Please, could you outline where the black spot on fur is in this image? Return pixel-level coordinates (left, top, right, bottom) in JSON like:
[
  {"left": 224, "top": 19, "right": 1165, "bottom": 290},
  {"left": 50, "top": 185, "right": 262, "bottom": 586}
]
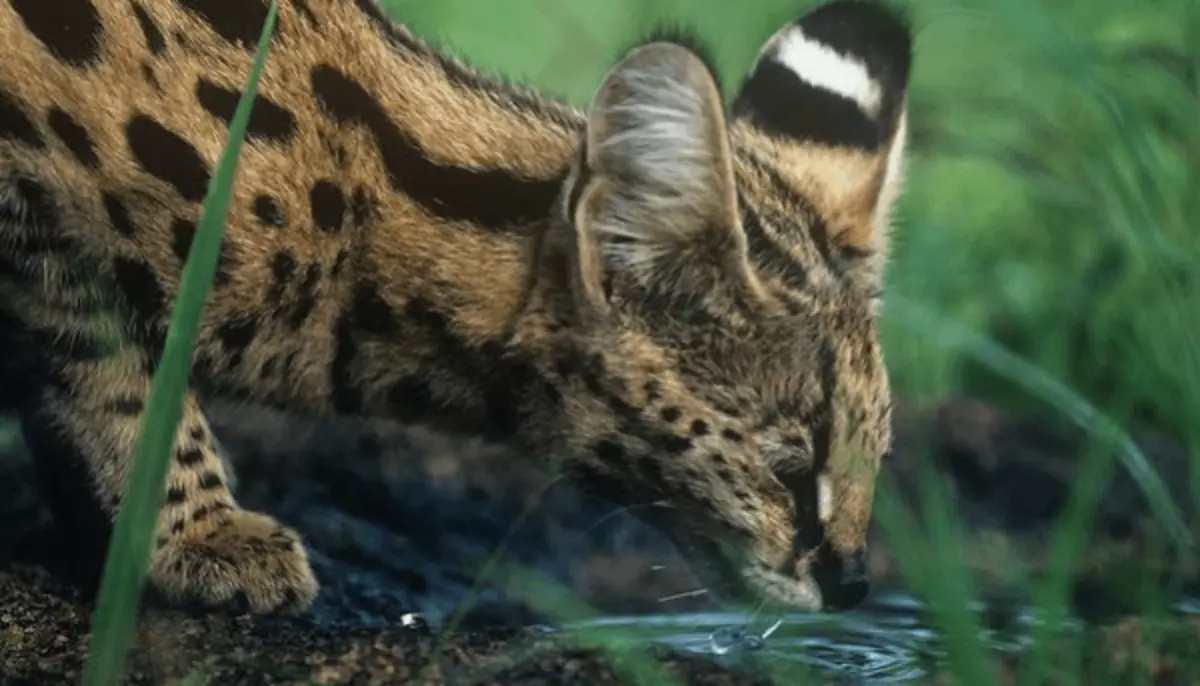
[
  {"left": 643, "top": 380, "right": 661, "bottom": 402},
  {"left": 691, "top": 419, "right": 710, "bottom": 436},
  {"left": 310, "top": 65, "right": 561, "bottom": 229},
  {"left": 657, "top": 435, "right": 692, "bottom": 455},
  {"left": 722, "top": 428, "right": 743, "bottom": 443},
  {"left": 127, "top": 116, "right": 211, "bottom": 202},
  {"left": 171, "top": 217, "right": 196, "bottom": 263},
  {"left": 267, "top": 250, "right": 296, "bottom": 303},
  {"left": 47, "top": 108, "right": 99, "bottom": 168},
  {"left": 253, "top": 195, "right": 284, "bottom": 227},
  {"left": 177, "top": 447, "right": 204, "bottom": 467},
  {"left": 131, "top": 2, "right": 166, "bottom": 55},
  {"left": 165, "top": 486, "right": 186, "bottom": 503},
  {"left": 198, "top": 471, "right": 223, "bottom": 490},
  {"left": 113, "top": 257, "right": 165, "bottom": 324},
  {"left": 7, "top": 177, "right": 60, "bottom": 230},
  {"left": 10, "top": 0, "right": 103, "bottom": 67},
  {"left": 660, "top": 406, "right": 681, "bottom": 423},
  {"left": 351, "top": 282, "right": 397, "bottom": 336},
  {"left": 102, "top": 193, "right": 136, "bottom": 236},
  {"left": 404, "top": 297, "right": 449, "bottom": 331},
  {"left": 177, "top": 0, "right": 274, "bottom": 50},
  {"left": 309, "top": 180, "right": 345, "bottom": 232},
  {"left": 594, "top": 439, "right": 624, "bottom": 461},
  {"left": 216, "top": 312, "right": 258, "bottom": 362},
  {"left": 196, "top": 79, "right": 298, "bottom": 142},
  {"left": 0, "top": 89, "right": 44, "bottom": 148},
  {"left": 106, "top": 396, "right": 143, "bottom": 415}
]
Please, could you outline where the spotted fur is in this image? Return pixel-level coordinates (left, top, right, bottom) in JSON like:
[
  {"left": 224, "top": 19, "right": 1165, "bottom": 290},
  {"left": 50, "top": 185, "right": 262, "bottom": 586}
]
[{"left": 0, "top": 0, "right": 912, "bottom": 614}]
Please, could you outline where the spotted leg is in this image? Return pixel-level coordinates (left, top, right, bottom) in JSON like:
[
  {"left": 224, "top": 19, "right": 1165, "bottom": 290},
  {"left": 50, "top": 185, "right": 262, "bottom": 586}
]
[{"left": 17, "top": 332, "right": 318, "bottom": 614}]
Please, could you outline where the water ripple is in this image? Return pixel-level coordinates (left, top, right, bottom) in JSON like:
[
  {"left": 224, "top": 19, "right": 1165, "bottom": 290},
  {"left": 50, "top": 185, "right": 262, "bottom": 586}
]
[{"left": 560, "top": 591, "right": 1027, "bottom": 683}]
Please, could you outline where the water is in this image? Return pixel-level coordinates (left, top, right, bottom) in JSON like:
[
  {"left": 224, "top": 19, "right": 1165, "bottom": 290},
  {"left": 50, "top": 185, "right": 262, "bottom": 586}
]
[{"left": 552, "top": 590, "right": 1081, "bottom": 684}]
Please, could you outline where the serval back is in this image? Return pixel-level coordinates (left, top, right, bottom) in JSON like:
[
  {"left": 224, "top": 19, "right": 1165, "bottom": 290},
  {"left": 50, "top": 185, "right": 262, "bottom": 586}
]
[{"left": 0, "top": 0, "right": 912, "bottom": 615}]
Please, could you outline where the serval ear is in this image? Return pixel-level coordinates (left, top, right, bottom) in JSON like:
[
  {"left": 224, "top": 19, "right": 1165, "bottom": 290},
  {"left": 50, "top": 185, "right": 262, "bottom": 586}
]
[
  {"left": 732, "top": 0, "right": 912, "bottom": 274},
  {"left": 561, "top": 41, "right": 759, "bottom": 317}
]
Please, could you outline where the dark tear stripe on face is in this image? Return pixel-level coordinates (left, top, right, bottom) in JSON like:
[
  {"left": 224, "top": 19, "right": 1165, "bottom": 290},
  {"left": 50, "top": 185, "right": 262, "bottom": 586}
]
[{"left": 780, "top": 337, "right": 837, "bottom": 554}]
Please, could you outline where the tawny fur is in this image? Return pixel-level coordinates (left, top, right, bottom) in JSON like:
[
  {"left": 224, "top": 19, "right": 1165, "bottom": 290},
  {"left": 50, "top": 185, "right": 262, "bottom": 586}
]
[{"left": 0, "top": 0, "right": 911, "bottom": 614}]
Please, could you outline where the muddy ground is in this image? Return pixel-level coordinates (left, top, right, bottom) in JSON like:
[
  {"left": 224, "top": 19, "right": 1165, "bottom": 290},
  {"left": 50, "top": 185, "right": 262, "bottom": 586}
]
[{"left": 2, "top": 398, "right": 1198, "bottom": 684}]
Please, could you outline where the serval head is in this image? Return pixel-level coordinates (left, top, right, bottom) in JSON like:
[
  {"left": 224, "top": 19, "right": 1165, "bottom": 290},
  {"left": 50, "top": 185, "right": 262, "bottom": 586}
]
[{"left": 539, "top": 0, "right": 911, "bottom": 612}]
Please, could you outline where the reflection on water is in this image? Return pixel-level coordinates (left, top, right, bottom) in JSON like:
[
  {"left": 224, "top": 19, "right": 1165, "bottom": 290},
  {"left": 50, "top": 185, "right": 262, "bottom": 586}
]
[{"left": 556, "top": 590, "right": 1081, "bottom": 684}]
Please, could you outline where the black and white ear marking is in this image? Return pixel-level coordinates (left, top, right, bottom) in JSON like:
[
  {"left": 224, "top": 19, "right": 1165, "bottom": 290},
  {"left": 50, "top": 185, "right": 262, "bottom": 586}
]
[{"left": 733, "top": 0, "right": 912, "bottom": 150}]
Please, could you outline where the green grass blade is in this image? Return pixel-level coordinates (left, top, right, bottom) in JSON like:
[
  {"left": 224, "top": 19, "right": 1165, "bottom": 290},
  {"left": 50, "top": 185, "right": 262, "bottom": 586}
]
[
  {"left": 885, "top": 296, "right": 1195, "bottom": 561},
  {"left": 80, "top": 4, "right": 279, "bottom": 685},
  {"left": 873, "top": 469, "right": 999, "bottom": 686},
  {"left": 494, "top": 563, "right": 690, "bottom": 686},
  {"left": 1017, "top": 438, "right": 1121, "bottom": 686}
]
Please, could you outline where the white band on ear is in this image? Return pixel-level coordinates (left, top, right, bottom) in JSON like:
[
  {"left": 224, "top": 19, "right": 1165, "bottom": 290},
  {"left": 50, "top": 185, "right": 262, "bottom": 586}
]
[{"left": 771, "top": 28, "right": 883, "bottom": 118}]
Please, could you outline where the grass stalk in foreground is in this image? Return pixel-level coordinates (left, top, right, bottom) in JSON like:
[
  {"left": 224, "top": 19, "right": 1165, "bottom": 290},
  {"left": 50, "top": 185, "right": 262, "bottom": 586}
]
[
  {"left": 873, "top": 469, "right": 998, "bottom": 686},
  {"left": 80, "top": 5, "right": 279, "bottom": 685}
]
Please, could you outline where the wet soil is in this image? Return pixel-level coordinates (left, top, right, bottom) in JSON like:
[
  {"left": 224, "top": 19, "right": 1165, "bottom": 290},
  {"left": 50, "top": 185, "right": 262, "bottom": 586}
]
[{"left": 1, "top": 397, "right": 1197, "bottom": 684}]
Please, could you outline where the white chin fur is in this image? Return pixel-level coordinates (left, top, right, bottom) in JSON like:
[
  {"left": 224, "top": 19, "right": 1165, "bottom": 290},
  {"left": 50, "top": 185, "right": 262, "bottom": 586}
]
[{"left": 742, "top": 565, "right": 823, "bottom": 612}]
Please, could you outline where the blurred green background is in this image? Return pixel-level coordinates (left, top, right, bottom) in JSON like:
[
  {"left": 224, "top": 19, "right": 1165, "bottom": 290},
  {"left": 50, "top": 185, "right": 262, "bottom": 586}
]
[{"left": 383, "top": 0, "right": 1199, "bottom": 460}]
